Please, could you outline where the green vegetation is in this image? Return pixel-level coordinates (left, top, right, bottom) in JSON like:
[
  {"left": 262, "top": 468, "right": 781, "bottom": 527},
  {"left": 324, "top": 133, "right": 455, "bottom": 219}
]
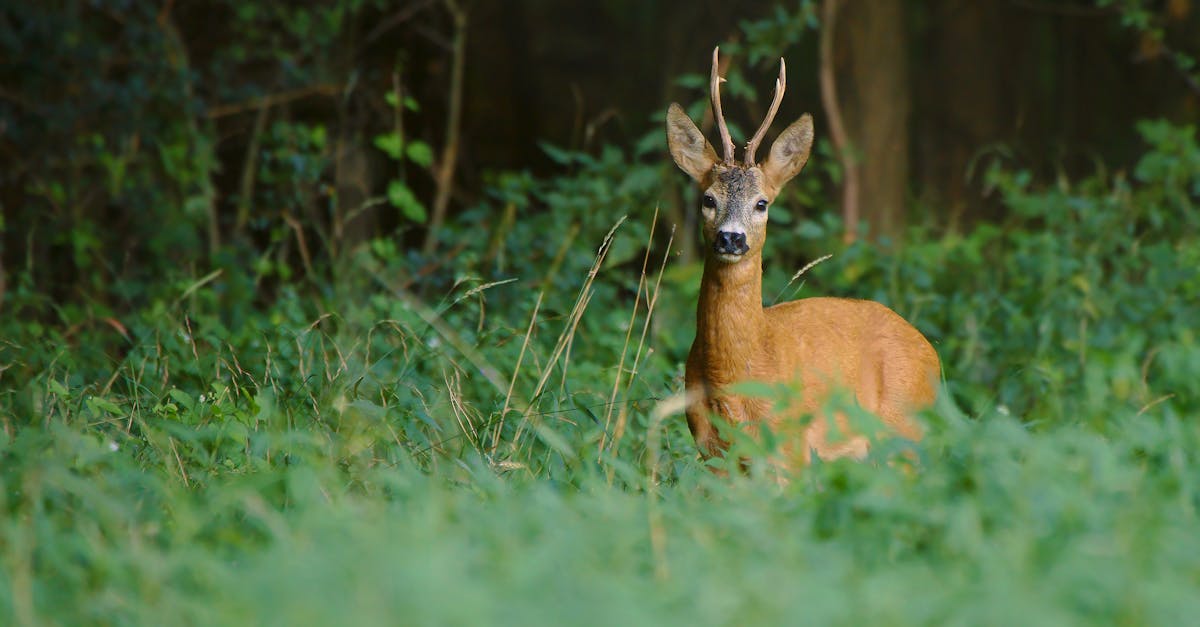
[
  {"left": 2, "top": 2, "right": 1199, "bottom": 625},
  {"left": 3, "top": 118, "right": 1198, "bottom": 624}
]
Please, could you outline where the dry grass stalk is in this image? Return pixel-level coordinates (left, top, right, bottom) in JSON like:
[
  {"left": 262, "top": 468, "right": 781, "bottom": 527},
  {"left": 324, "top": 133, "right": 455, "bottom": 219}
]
[{"left": 510, "top": 216, "right": 627, "bottom": 452}]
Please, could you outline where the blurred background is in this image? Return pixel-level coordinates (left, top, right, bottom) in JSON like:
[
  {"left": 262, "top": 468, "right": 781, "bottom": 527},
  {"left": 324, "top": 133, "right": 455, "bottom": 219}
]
[
  {"left": 3, "top": 0, "right": 1199, "bottom": 423},
  {"left": 2, "top": 0, "right": 1197, "bottom": 308}
]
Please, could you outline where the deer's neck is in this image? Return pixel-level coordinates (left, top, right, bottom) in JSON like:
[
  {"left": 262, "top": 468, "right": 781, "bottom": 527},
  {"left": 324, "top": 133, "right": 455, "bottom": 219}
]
[{"left": 695, "top": 255, "right": 768, "bottom": 383}]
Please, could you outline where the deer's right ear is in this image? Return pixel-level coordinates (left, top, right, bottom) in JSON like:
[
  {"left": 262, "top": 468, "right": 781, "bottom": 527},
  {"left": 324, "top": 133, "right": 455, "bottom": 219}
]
[{"left": 666, "top": 103, "right": 718, "bottom": 182}]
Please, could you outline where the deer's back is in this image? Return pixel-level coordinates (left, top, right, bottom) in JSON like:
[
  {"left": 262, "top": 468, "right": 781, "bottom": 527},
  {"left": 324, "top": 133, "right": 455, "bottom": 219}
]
[{"left": 764, "top": 296, "right": 940, "bottom": 412}]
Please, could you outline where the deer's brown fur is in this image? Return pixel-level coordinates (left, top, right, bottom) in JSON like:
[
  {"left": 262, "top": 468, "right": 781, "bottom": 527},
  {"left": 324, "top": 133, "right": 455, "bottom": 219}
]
[{"left": 668, "top": 49, "right": 939, "bottom": 468}]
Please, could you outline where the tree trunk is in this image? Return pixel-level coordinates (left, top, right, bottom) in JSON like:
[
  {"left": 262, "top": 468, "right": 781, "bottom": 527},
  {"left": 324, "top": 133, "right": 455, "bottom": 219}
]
[
  {"left": 914, "top": 0, "right": 1007, "bottom": 232},
  {"left": 837, "top": 0, "right": 910, "bottom": 243}
]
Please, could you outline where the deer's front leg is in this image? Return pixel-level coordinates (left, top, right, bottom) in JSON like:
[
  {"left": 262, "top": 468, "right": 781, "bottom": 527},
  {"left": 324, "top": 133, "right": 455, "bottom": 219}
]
[{"left": 685, "top": 392, "right": 725, "bottom": 459}]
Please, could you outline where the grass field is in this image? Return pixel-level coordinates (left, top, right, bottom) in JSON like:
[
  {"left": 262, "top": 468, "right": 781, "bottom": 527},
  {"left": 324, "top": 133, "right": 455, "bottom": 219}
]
[{"left": 2, "top": 122, "right": 1199, "bottom": 625}]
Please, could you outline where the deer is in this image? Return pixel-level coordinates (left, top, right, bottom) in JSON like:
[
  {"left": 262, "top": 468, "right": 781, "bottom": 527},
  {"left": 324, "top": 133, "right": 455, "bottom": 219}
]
[{"left": 666, "top": 48, "right": 940, "bottom": 470}]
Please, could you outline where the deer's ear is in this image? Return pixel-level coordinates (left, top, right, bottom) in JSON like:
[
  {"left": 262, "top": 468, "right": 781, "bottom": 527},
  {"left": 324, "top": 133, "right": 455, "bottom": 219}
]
[
  {"left": 666, "top": 103, "right": 718, "bottom": 182},
  {"left": 762, "top": 114, "right": 813, "bottom": 190}
]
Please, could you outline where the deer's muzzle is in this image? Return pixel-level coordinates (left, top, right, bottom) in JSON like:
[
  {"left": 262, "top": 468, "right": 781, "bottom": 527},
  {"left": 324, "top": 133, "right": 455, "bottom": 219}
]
[{"left": 714, "top": 231, "right": 749, "bottom": 256}]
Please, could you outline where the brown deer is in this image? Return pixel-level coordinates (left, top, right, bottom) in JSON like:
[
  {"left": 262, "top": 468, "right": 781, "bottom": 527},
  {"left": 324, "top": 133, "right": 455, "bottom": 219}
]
[{"left": 666, "top": 48, "right": 940, "bottom": 468}]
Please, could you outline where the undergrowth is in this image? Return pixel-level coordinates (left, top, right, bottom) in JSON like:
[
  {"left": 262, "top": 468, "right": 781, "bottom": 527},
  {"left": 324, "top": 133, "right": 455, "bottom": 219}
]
[{"left": 1, "top": 120, "right": 1198, "bottom": 625}]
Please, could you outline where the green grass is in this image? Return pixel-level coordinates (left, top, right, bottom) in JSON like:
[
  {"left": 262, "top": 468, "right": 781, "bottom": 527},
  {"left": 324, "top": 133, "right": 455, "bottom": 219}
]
[
  {"left": 2, "top": 370, "right": 1197, "bottom": 626},
  {"left": 3, "top": 259, "right": 1198, "bottom": 625},
  {"left": 2, "top": 121, "right": 1199, "bottom": 625}
]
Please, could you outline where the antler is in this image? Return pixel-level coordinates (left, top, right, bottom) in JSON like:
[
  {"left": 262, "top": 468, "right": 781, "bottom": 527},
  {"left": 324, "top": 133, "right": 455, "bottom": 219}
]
[
  {"left": 710, "top": 47, "right": 735, "bottom": 165},
  {"left": 744, "top": 58, "right": 786, "bottom": 166}
]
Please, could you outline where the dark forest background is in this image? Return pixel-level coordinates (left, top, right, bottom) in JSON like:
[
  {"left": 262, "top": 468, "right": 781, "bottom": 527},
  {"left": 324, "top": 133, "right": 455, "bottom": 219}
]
[{"left": 2, "top": 0, "right": 1197, "bottom": 312}]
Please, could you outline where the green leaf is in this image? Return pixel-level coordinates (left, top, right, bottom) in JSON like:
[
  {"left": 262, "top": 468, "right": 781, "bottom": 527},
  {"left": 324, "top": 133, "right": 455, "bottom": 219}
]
[
  {"left": 387, "top": 180, "right": 428, "bottom": 223},
  {"left": 532, "top": 422, "right": 574, "bottom": 457},
  {"left": 373, "top": 133, "right": 404, "bottom": 160},
  {"left": 571, "top": 392, "right": 604, "bottom": 425},
  {"left": 47, "top": 379, "right": 70, "bottom": 397},
  {"left": 384, "top": 92, "right": 420, "bottom": 111},
  {"left": 405, "top": 141, "right": 433, "bottom": 168},
  {"left": 602, "top": 231, "right": 645, "bottom": 269},
  {"left": 169, "top": 388, "right": 195, "bottom": 411},
  {"left": 674, "top": 73, "right": 706, "bottom": 89},
  {"left": 539, "top": 142, "right": 575, "bottom": 166},
  {"left": 89, "top": 396, "right": 124, "bottom": 417},
  {"left": 310, "top": 124, "right": 327, "bottom": 149},
  {"left": 633, "top": 131, "right": 663, "bottom": 158}
]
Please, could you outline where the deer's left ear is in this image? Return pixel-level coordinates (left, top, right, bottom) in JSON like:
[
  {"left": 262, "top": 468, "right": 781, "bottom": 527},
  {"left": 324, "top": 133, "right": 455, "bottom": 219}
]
[{"left": 762, "top": 114, "right": 813, "bottom": 190}]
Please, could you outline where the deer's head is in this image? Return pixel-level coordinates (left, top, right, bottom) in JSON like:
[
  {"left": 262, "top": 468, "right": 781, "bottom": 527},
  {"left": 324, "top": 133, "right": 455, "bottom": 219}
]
[{"left": 666, "top": 47, "right": 813, "bottom": 264}]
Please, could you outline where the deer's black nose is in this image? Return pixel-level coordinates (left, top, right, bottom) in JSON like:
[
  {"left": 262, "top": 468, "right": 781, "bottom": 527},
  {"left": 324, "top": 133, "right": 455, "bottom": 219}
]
[{"left": 714, "top": 231, "right": 749, "bottom": 256}]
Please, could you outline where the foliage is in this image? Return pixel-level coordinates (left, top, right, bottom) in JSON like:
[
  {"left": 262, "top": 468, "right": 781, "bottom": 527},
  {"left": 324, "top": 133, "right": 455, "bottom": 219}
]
[
  {"left": 0, "top": 0, "right": 410, "bottom": 311},
  {"left": 3, "top": 115, "right": 1200, "bottom": 623},
  {"left": 2, "top": 2, "right": 1199, "bottom": 624},
  {"left": 1099, "top": 0, "right": 1200, "bottom": 94},
  {"left": 786, "top": 119, "right": 1200, "bottom": 425}
]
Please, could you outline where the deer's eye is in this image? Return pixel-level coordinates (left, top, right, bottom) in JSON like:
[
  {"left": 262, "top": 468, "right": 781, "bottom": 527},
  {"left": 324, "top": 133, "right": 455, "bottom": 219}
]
[
  {"left": 702, "top": 194, "right": 717, "bottom": 208},
  {"left": 755, "top": 199, "right": 769, "bottom": 212}
]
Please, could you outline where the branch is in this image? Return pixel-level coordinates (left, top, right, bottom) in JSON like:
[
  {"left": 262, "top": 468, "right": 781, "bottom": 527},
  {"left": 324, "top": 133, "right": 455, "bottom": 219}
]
[
  {"left": 206, "top": 84, "right": 343, "bottom": 119},
  {"left": 818, "top": 0, "right": 860, "bottom": 244},
  {"left": 362, "top": 0, "right": 439, "bottom": 48},
  {"left": 1149, "top": 41, "right": 1200, "bottom": 97},
  {"left": 0, "top": 86, "right": 44, "bottom": 115},
  {"left": 422, "top": 0, "right": 467, "bottom": 254},
  {"left": 234, "top": 101, "right": 270, "bottom": 236}
]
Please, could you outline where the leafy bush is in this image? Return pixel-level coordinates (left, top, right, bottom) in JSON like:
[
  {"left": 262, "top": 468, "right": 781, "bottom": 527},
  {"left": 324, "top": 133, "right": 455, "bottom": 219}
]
[
  {"left": 3, "top": 116, "right": 1199, "bottom": 624},
  {"left": 789, "top": 119, "right": 1200, "bottom": 426}
]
